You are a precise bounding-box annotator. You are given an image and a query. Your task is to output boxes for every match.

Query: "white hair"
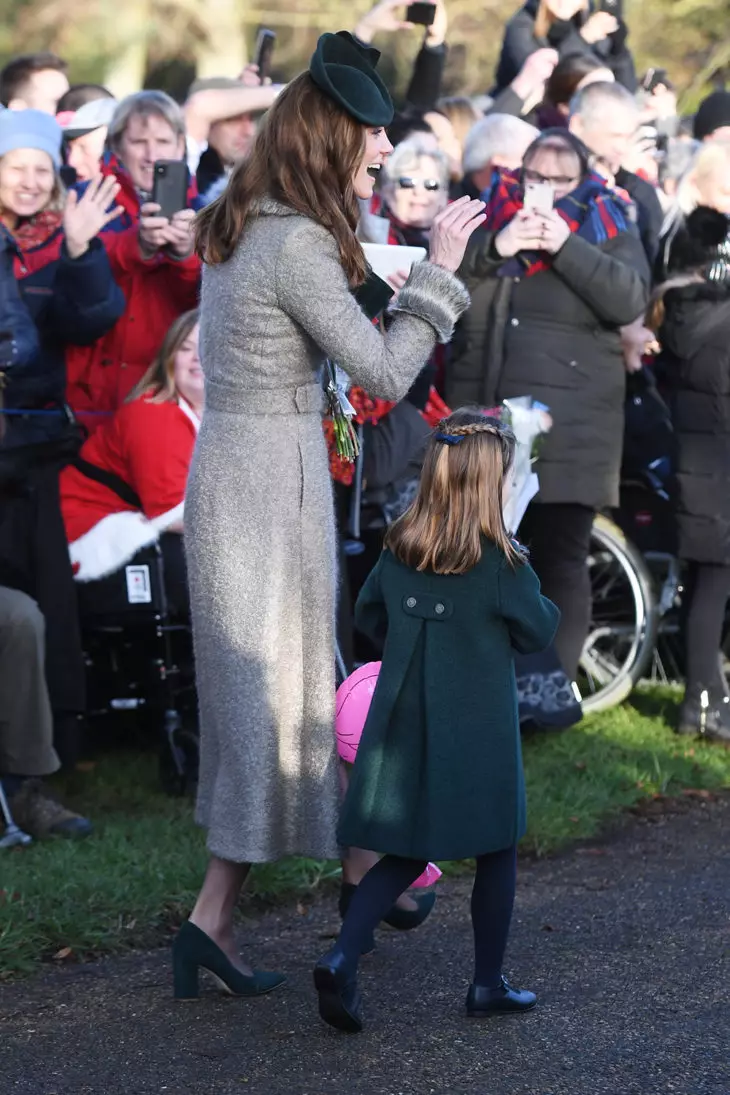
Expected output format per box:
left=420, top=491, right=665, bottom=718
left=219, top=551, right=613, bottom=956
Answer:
left=462, top=114, right=539, bottom=175
left=569, top=81, right=638, bottom=126
left=382, top=139, right=450, bottom=190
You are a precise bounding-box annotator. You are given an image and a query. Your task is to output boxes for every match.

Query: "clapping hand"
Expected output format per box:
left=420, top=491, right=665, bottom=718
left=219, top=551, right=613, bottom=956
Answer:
left=429, top=196, right=487, bottom=272
left=64, top=175, right=123, bottom=259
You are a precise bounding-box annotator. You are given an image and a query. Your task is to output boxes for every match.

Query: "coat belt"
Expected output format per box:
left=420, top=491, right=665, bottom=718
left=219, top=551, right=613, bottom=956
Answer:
left=204, top=380, right=324, bottom=416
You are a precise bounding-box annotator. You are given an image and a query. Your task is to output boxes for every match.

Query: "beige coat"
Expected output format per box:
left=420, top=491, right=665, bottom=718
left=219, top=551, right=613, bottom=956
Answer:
left=186, top=198, right=469, bottom=863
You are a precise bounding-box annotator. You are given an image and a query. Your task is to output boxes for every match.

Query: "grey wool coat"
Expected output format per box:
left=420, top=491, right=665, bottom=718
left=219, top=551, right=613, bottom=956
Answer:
left=338, top=545, right=560, bottom=860
left=185, top=198, right=470, bottom=863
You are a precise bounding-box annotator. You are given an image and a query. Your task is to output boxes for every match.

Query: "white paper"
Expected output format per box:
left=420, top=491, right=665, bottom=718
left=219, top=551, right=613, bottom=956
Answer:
left=362, top=243, right=427, bottom=283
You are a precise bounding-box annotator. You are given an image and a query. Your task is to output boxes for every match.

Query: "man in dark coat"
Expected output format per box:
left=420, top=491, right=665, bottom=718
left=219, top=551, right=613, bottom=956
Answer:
left=569, top=81, right=664, bottom=267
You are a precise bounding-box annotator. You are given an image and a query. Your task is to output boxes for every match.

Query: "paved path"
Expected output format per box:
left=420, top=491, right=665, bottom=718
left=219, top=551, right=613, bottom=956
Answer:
left=2, top=794, right=728, bottom=1095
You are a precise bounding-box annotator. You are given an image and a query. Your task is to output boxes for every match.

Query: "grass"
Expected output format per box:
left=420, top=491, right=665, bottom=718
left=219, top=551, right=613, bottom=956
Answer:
left=1, top=686, right=728, bottom=978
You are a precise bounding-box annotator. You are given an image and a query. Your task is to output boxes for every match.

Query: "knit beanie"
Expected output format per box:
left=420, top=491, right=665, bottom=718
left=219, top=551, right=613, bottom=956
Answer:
left=0, top=109, right=62, bottom=169
left=693, top=91, right=730, bottom=142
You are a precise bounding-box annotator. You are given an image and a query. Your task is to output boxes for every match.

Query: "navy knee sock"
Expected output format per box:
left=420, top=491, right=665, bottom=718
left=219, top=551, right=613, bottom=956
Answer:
left=471, top=845, right=517, bottom=988
left=338, top=854, right=428, bottom=967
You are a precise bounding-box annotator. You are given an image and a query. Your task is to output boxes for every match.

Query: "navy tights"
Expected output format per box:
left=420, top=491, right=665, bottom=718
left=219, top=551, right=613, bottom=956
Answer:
left=338, top=845, right=517, bottom=988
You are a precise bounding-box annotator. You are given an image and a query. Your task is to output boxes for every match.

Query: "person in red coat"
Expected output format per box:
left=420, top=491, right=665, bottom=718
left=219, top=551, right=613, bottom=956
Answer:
left=65, top=92, right=202, bottom=429
left=60, top=309, right=201, bottom=609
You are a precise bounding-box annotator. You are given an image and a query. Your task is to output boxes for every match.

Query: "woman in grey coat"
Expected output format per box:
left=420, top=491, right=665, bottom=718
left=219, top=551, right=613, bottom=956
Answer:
left=171, top=31, right=486, bottom=999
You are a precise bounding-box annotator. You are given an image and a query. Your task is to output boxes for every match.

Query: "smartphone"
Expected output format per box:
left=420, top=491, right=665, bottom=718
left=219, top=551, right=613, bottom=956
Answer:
left=406, top=3, right=436, bottom=27
left=597, top=0, right=623, bottom=17
left=254, top=28, right=276, bottom=83
left=523, top=180, right=554, bottom=215
left=152, top=160, right=188, bottom=220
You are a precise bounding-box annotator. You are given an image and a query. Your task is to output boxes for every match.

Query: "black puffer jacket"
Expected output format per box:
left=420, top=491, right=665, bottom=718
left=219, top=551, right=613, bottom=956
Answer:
left=449, top=228, right=650, bottom=510
left=659, top=208, right=730, bottom=564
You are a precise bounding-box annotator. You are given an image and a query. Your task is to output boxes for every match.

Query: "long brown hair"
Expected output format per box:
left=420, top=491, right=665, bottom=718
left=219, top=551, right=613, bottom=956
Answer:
left=385, top=409, right=524, bottom=575
left=195, top=72, right=368, bottom=287
left=126, top=309, right=200, bottom=404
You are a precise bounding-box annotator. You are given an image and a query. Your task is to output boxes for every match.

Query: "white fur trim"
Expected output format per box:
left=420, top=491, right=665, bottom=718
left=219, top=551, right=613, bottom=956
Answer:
left=70, top=503, right=185, bottom=582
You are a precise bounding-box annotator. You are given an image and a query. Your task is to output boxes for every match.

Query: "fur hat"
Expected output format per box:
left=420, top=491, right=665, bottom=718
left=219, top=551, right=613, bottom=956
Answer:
left=667, top=206, right=730, bottom=274
left=693, top=91, right=730, bottom=142
left=309, top=31, right=393, bottom=127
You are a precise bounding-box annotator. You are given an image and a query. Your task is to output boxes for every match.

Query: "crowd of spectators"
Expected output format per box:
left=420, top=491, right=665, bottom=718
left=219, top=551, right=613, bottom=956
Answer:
left=2, top=0, right=730, bottom=841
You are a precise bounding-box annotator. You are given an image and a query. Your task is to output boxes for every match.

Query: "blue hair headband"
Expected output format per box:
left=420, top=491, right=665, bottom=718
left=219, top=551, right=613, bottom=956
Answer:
left=435, top=432, right=465, bottom=446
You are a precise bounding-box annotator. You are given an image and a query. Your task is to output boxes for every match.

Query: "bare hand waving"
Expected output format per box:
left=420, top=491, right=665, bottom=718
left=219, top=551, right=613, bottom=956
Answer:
left=428, top=197, right=487, bottom=273
left=64, top=175, right=123, bottom=260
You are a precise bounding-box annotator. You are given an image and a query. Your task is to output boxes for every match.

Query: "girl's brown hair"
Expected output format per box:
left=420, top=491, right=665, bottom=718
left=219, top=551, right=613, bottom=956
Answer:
left=195, top=72, right=368, bottom=287
left=126, top=309, right=200, bottom=404
left=534, top=0, right=588, bottom=40
left=385, top=409, right=524, bottom=575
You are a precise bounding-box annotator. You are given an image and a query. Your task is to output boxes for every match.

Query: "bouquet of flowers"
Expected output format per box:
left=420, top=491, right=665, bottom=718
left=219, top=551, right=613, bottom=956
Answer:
left=325, top=361, right=360, bottom=463
left=486, top=396, right=552, bottom=535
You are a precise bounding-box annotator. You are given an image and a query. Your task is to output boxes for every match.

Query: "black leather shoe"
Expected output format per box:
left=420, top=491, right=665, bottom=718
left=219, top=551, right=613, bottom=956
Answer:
left=466, top=977, right=537, bottom=1017
left=313, top=947, right=363, bottom=1033
left=339, top=882, right=436, bottom=939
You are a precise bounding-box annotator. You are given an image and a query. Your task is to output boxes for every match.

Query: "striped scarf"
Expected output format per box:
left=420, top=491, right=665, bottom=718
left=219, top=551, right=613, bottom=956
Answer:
left=483, top=168, right=634, bottom=279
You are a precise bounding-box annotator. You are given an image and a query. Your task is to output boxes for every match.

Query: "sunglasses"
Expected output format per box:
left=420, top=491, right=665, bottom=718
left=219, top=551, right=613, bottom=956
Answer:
left=396, top=176, right=442, bottom=192
left=522, top=167, right=580, bottom=188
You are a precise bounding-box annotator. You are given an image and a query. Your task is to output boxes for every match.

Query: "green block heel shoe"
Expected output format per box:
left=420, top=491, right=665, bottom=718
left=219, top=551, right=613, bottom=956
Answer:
left=172, top=920, right=286, bottom=1000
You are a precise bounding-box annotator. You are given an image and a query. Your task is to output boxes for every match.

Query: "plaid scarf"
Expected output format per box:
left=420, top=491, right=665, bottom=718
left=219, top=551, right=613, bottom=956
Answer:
left=483, top=168, right=633, bottom=279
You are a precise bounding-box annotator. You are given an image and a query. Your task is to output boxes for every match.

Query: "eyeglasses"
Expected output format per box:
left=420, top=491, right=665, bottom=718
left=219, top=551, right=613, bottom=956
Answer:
left=522, top=167, right=580, bottom=188
left=396, top=176, right=442, bottom=192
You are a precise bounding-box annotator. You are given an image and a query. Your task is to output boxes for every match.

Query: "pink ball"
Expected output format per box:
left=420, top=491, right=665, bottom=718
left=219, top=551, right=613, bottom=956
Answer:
left=335, top=661, right=381, bottom=764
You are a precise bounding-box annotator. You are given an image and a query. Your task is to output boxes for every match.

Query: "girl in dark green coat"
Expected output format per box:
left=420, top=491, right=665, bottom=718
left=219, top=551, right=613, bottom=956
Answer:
left=315, top=409, right=559, bottom=1033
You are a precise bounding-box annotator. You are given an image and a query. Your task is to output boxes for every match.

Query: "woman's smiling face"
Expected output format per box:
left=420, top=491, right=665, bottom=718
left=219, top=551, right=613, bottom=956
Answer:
left=353, top=126, right=394, bottom=200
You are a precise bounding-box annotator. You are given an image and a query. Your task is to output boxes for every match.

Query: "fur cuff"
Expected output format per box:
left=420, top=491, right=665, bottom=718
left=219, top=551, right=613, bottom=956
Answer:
left=388, top=261, right=471, bottom=344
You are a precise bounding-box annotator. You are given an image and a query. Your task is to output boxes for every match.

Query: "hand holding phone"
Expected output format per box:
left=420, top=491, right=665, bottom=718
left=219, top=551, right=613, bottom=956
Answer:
left=152, top=160, right=188, bottom=221
left=406, top=2, right=436, bottom=26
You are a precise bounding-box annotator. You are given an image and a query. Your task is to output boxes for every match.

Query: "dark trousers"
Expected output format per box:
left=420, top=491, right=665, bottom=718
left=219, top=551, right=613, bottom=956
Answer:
left=0, top=467, right=85, bottom=718
left=519, top=502, right=595, bottom=681
left=683, top=562, right=730, bottom=693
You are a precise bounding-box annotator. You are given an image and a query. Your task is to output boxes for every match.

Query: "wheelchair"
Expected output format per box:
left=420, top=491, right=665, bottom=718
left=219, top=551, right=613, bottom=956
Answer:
left=76, top=540, right=199, bottom=794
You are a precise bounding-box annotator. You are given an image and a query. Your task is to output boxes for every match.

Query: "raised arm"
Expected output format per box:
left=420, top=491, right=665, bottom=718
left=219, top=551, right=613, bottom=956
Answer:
left=276, top=200, right=484, bottom=400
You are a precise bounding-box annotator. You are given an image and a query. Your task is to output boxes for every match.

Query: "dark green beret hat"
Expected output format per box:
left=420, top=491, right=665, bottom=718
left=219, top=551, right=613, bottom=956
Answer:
left=309, top=31, right=394, bottom=127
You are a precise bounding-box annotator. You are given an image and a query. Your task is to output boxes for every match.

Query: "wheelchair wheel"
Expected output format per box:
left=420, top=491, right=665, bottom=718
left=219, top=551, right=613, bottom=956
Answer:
left=159, top=723, right=199, bottom=796
left=578, top=514, right=658, bottom=714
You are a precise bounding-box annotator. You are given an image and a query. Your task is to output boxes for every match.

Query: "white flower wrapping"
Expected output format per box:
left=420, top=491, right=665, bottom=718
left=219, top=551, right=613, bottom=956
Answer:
left=501, top=396, right=552, bottom=535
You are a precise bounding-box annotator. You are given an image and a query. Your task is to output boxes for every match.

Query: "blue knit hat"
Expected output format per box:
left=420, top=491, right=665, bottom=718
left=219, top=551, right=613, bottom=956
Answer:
left=0, top=109, right=62, bottom=169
